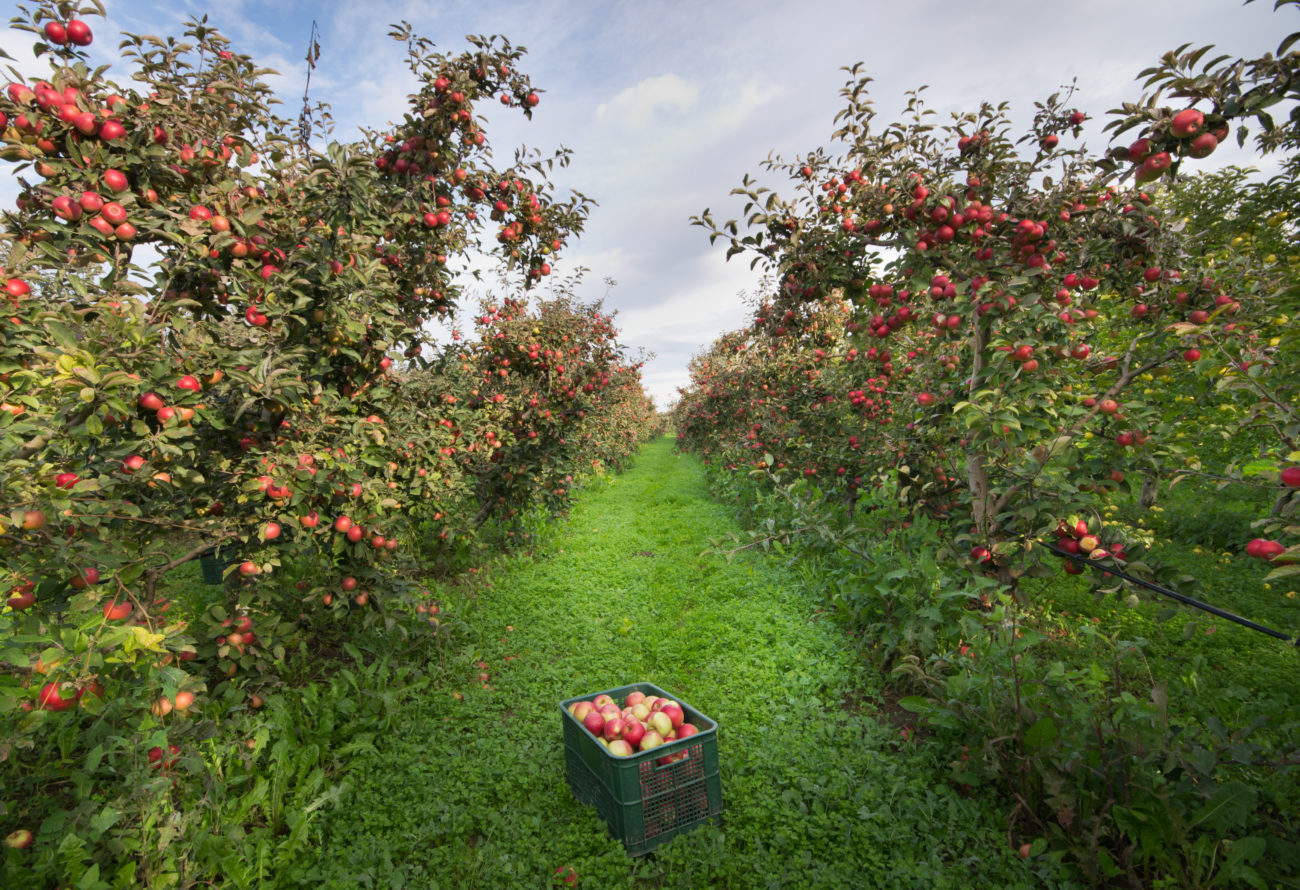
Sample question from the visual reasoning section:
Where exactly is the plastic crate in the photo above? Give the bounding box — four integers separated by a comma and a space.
198, 546, 237, 585
559, 682, 722, 856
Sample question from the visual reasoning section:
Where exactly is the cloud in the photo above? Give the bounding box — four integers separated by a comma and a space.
596, 73, 699, 129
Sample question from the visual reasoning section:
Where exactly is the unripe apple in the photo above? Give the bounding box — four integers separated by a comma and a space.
607, 739, 634, 757
649, 710, 673, 737
639, 730, 664, 751
5, 829, 33, 849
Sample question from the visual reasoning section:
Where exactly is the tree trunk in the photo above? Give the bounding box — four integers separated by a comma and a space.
1139, 471, 1158, 509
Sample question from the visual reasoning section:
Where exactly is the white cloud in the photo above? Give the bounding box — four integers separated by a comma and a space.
596, 73, 699, 129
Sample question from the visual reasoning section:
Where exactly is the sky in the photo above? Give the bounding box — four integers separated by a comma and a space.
1, 0, 1289, 408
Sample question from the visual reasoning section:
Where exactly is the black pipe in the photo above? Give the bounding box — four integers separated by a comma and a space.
1042, 541, 1299, 647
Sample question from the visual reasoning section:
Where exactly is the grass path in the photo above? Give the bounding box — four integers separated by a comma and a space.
299, 438, 1043, 889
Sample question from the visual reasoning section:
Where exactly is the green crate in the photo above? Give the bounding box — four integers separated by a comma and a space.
198, 546, 238, 585
559, 682, 722, 856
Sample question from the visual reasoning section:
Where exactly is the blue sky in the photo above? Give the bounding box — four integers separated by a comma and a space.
3, 0, 1287, 407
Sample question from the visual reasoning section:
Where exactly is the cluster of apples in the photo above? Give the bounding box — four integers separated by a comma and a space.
569, 691, 699, 762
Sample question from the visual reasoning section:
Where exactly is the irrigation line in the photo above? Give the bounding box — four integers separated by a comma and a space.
1042, 541, 1300, 647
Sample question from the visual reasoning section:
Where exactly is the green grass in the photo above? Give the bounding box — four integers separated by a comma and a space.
292, 437, 1047, 889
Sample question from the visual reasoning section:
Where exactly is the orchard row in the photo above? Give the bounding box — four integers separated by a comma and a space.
0, 3, 657, 872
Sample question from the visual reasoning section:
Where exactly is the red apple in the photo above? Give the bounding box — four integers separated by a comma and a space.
1188, 132, 1218, 159
7, 585, 35, 611
659, 702, 685, 729
603, 717, 625, 741
571, 701, 594, 722
66, 19, 92, 46
103, 168, 128, 192
624, 691, 646, 708
38, 681, 76, 711
583, 709, 606, 737
1170, 108, 1204, 138
262, 522, 281, 541
69, 567, 100, 588
101, 203, 128, 225
1280, 467, 1300, 488
102, 599, 132, 620
677, 723, 700, 740
622, 719, 646, 748
300, 511, 320, 528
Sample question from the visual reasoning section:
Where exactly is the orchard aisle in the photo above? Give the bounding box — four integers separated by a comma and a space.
300, 437, 1044, 889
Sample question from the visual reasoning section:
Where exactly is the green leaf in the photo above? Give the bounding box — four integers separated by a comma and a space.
1022, 716, 1058, 751
897, 695, 933, 714
1191, 781, 1257, 832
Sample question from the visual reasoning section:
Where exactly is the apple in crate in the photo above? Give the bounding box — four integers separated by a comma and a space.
593, 694, 615, 708
648, 711, 673, 737
628, 702, 651, 722
650, 698, 674, 713
583, 709, 606, 737
640, 730, 664, 751
660, 702, 685, 730
623, 719, 646, 748
625, 691, 646, 708
599, 703, 621, 720
678, 723, 699, 740
603, 717, 626, 741
643, 695, 660, 711
608, 739, 634, 757
571, 701, 595, 722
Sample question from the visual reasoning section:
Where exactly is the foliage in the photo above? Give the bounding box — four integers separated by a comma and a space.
675, 2, 1300, 885
0, 2, 657, 883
